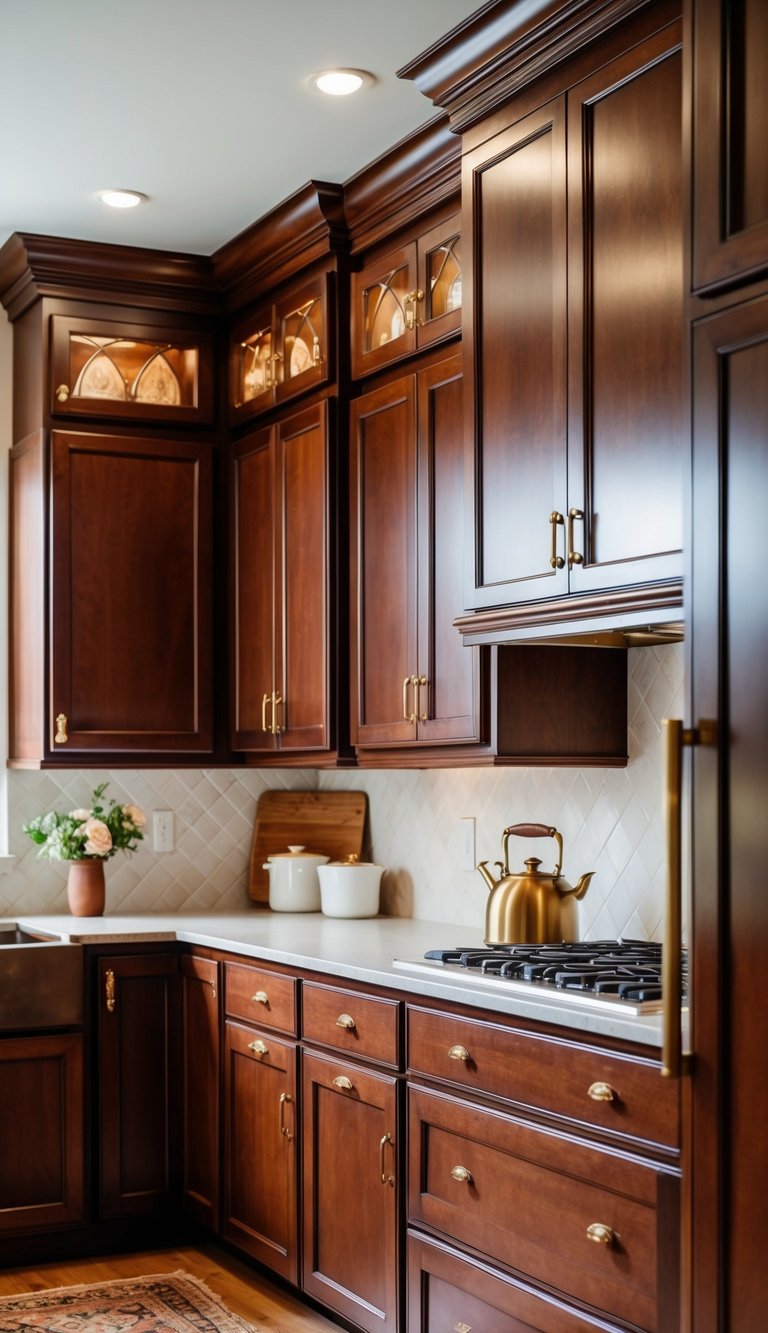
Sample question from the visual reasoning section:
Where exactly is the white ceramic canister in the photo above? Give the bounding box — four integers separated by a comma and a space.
263, 845, 329, 912
317, 854, 383, 919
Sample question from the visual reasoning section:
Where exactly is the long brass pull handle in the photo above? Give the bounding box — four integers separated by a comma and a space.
587, 1222, 615, 1246
54, 713, 68, 744
252, 990, 269, 1006
207, 979, 217, 1000
248, 1039, 269, 1056
271, 691, 284, 734
587, 1081, 616, 1103
549, 511, 565, 568
336, 1013, 356, 1031
451, 1165, 473, 1184
105, 969, 116, 1013
379, 1133, 395, 1186
402, 676, 415, 724
448, 1044, 470, 1063
333, 1075, 354, 1092
261, 692, 271, 733
567, 507, 584, 566
415, 674, 428, 723
663, 717, 697, 1079
404, 289, 424, 330
279, 1091, 293, 1141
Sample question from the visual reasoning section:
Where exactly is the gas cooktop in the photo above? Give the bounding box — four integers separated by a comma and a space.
393, 939, 686, 1017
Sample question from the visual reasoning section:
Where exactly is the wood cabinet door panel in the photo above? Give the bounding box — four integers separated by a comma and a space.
302, 982, 401, 1067
274, 273, 332, 405
232, 427, 277, 750
352, 242, 418, 377
224, 960, 298, 1035
302, 1049, 399, 1333
567, 29, 684, 592
181, 954, 220, 1230
350, 377, 418, 745
464, 98, 569, 609
50, 430, 212, 753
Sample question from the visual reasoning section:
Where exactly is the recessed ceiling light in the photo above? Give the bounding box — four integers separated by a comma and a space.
99, 189, 147, 210
309, 69, 373, 97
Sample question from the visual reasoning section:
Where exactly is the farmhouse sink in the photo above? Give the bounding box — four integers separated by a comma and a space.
0, 923, 83, 1029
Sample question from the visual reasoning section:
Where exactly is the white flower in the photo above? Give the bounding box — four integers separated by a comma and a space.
70, 808, 91, 820
122, 803, 146, 829
82, 817, 112, 857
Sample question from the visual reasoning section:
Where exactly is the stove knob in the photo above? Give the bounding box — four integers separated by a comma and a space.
587, 1081, 616, 1102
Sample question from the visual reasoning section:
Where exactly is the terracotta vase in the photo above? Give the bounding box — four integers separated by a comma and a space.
66, 858, 106, 917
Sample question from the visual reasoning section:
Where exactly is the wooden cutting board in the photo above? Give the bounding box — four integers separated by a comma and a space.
248, 789, 368, 905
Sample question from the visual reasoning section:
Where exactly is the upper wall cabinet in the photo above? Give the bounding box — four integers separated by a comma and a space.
691, 0, 768, 293
229, 272, 333, 423
351, 211, 461, 378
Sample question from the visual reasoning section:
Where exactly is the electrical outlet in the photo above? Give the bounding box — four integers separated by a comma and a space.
460, 816, 476, 873
152, 810, 174, 853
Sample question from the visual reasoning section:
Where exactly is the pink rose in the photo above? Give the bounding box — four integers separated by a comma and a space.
122, 803, 145, 829
82, 817, 112, 857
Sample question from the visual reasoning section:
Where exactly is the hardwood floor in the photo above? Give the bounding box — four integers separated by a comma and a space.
0, 1242, 340, 1333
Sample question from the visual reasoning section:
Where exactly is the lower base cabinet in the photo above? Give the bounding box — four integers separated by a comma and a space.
181, 953, 220, 1230
301, 1048, 400, 1333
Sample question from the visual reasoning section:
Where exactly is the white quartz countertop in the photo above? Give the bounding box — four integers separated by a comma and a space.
10, 911, 667, 1049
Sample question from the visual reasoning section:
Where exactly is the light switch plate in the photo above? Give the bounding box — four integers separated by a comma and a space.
460, 816, 476, 873
152, 810, 174, 853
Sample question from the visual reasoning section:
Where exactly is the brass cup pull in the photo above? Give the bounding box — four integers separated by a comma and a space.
56, 384, 70, 402
54, 713, 68, 744
105, 969, 116, 1013
333, 1075, 355, 1092
380, 1132, 395, 1186
336, 1013, 356, 1031
248, 1039, 269, 1056
252, 991, 269, 1005
549, 510, 565, 569
587, 1081, 616, 1103
586, 1222, 615, 1246
567, 507, 584, 566
448, 1044, 470, 1063
279, 1091, 294, 1141
451, 1165, 473, 1185
402, 675, 415, 724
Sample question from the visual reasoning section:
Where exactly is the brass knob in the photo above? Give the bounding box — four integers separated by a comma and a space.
54, 713, 68, 744
588, 1081, 616, 1103
252, 991, 269, 1005
448, 1044, 470, 1063
586, 1222, 615, 1246
56, 384, 70, 402
248, 1039, 268, 1056
451, 1165, 473, 1184
336, 1013, 356, 1031
333, 1075, 355, 1092
105, 969, 116, 1013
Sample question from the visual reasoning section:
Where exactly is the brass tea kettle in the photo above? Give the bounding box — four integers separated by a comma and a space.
477, 823, 595, 946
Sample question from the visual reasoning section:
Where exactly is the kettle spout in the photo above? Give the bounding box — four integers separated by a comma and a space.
573, 871, 595, 901
476, 860, 501, 892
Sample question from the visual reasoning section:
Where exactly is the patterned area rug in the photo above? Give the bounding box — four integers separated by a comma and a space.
0, 1272, 268, 1333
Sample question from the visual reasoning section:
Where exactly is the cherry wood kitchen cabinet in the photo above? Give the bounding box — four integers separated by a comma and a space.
180, 953, 220, 1231
229, 271, 332, 422
0, 1033, 85, 1234
222, 960, 299, 1283
97, 953, 181, 1220
231, 399, 336, 758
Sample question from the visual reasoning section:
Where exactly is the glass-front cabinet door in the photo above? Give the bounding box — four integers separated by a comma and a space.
418, 216, 462, 346
230, 274, 332, 423
50, 314, 213, 423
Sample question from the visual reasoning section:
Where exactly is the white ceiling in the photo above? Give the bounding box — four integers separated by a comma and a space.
0, 0, 483, 258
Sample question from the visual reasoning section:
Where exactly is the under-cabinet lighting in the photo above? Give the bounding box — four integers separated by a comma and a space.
99, 189, 147, 209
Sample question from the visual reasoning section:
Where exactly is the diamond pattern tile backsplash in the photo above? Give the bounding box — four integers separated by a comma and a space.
3, 644, 683, 940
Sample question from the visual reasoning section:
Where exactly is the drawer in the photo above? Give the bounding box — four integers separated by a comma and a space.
408, 1086, 679, 1332
407, 1005, 679, 1149
407, 1231, 628, 1333
302, 982, 401, 1068
224, 961, 297, 1035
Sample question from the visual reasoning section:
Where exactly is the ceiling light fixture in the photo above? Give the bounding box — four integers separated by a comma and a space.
99, 189, 147, 209
309, 69, 373, 97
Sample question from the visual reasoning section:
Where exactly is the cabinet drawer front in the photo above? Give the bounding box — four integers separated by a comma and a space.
224, 961, 297, 1035
409, 1087, 665, 1331
407, 1006, 678, 1149
302, 982, 400, 1067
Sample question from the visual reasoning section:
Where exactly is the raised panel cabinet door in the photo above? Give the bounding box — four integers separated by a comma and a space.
416, 353, 482, 744
691, 0, 768, 291
0, 1033, 85, 1233
301, 1049, 399, 1333
275, 401, 331, 751
223, 1021, 298, 1284
231, 426, 278, 751
97, 954, 181, 1220
49, 430, 213, 755
567, 26, 684, 594
463, 96, 569, 610
181, 954, 220, 1231
350, 376, 419, 746
689, 294, 768, 1333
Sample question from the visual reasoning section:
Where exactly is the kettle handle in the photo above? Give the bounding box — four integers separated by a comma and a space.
502, 824, 563, 877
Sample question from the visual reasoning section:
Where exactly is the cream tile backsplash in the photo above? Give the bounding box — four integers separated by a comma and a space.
3, 644, 683, 940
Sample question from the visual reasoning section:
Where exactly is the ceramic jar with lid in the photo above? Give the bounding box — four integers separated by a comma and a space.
263, 845, 329, 912
317, 854, 383, 918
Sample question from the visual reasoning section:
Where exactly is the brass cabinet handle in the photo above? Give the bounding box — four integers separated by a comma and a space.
451, 1165, 473, 1184
56, 384, 70, 402
261, 692, 271, 733
549, 511, 565, 568
252, 990, 269, 1005
587, 1081, 616, 1103
415, 674, 428, 723
248, 1039, 269, 1056
333, 1075, 355, 1092
567, 507, 584, 566
279, 1091, 294, 1141
404, 289, 424, 330
402, 676, 415, 724
448, 1044, 470, 1063
207, 979, 217, 1000
380, 1132, 395, 1186
312, 334, 322, 366
105, 969, 116, 1013
586, 1222, 615, 1246
54, 713, 68, 744
336, 1013, 356, 1031
271, 690, 284, 734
